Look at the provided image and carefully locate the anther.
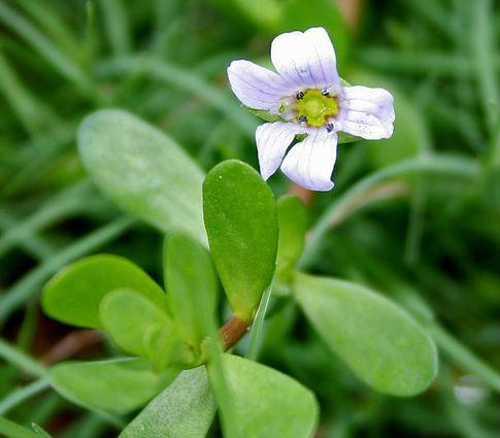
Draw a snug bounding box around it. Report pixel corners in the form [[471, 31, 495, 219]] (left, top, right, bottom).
[[296, 91, 305, 100], [326, 122, 335, 133], [298, 115, 307, 124], [321, 88, 330, 96]]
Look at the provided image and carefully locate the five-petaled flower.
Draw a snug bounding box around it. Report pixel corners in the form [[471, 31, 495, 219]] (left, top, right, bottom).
[[227, 27, 395, 191]]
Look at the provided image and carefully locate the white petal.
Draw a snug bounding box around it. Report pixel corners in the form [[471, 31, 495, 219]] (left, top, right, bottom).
[[271, 27, 340, 90], [281, 129, 338, 191], [227, 60, 292, 111], [256, 122, 304, 180], [340, 86, 395, 139]]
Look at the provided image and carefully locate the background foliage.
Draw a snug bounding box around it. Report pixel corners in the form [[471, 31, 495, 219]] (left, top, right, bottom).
[[0, 0, 499, 436]]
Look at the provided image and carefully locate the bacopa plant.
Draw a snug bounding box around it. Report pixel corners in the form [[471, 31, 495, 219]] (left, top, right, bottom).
[[40, 107, 438, 437]]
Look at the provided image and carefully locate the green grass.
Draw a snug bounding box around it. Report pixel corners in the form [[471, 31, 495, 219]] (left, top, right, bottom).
[[0, 0, 499, 436]]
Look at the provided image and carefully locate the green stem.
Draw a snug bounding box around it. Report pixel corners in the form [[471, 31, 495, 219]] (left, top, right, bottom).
[[300, 155, 480, 269], [0, 377, 50, 415], [0, 339, 46, 378], [0, 216, 135, 323]]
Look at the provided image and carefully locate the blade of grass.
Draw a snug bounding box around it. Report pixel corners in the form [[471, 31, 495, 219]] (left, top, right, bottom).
[[62, 413, 109, 438], [0, 339, 46, 378], [428, 322, 500, 393], [1, 124, 77, 197], [98, 0, 131, 56], [0, 180, 93, 259], [405, 0, 457, 41], [151, 0, 180, 53], [358, 48, 500, 77], [0, 417, 41, 438], [0, 2, 97, 99], [470, 0, 499, 161], [300, 154, 481, 269], [16, 0, 81, 61], [96, 55, 257, 137], [0, 376, 51, 415], [0, 51, 59, 135], [0, 210, 56, 260], [0, 216, 135, 323]]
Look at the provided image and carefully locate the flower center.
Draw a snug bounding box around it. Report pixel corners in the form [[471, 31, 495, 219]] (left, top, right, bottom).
[[295, 89, 339, 128]]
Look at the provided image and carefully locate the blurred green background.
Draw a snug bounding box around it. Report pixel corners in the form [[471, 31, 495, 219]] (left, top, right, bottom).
[[0, 0, 499, 436]]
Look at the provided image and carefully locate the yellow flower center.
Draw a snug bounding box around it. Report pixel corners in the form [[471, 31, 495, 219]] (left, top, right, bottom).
[[295, 89, 339, 128]]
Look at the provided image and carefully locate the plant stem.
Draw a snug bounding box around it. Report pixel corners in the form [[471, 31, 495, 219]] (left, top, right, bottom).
[[219, 316, 249, 351]]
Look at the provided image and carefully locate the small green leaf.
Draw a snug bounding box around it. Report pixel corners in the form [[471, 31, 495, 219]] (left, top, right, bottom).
[[203, 160, 278, 321], [42, 255, 167, 329], [221, 354, 318, 437], [120, 367, 216, 438], [294, 273, 438, 396], [164, 233, 218, 345], [99, 288, 171, 357], [78, 110, 206, 243], [276, 195, 308, 287], [50, 358, 174, 415]]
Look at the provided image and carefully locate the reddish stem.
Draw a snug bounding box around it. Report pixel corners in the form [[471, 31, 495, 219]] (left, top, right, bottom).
[[219, 316, 250, 350]]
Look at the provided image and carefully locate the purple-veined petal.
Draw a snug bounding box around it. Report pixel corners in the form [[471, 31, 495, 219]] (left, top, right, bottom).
[[340, 86, 395, 139], [227, 60, 292, 112], [256, 122, 304, 180], [271, 27, 340, 90], [281, 129, 338, 191]]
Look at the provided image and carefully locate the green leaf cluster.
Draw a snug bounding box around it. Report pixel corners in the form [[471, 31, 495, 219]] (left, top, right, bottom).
[[40, 111, 439, 436]]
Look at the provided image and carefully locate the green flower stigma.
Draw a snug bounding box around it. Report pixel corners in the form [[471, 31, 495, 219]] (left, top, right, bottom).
[[295, 89, 339, 128]]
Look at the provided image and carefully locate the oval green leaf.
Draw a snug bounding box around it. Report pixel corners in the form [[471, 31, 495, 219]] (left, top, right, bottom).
[[42, 254, 167, 329], [221, 354, 318, 437], [99, 288, 171, 357], [78, 109, 206, 243], [164, 233, 218, 345], [50, 358, 175, 415], [293, 273, 438, 396], [276, 195, 308, 287], [120, 366, 216, 438], [203, 160, 278, 321]]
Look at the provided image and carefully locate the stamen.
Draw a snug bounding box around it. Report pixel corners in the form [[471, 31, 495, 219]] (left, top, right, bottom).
[[326, 122, 335, 133], [321, 88, 330, 96], [294, 89, 340, 128]]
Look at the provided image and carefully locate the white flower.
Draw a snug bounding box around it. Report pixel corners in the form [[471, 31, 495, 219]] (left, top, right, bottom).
[[227, 27, 395, 191]]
